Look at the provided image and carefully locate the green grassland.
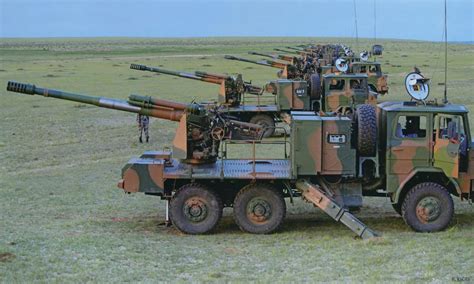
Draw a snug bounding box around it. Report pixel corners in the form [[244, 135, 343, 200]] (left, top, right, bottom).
[[0, 37, 473, 282]]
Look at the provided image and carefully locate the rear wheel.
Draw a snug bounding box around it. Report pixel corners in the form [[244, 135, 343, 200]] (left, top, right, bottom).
[[169, 183, 223, 234], [233, 183, 286, 234], [401, 182, 454, 232], [250, 114, 275, 138]]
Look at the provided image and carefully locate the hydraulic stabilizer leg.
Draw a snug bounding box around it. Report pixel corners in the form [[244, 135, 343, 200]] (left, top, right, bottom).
[[295, 180, 378, 239]]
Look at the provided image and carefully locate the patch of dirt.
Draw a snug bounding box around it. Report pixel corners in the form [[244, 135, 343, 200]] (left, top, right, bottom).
[[111, 217, 130, 222], [0, 253, 16, 262]]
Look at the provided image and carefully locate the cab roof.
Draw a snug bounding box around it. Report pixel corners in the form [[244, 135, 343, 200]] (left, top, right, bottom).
[[378, 101, 469, 114]]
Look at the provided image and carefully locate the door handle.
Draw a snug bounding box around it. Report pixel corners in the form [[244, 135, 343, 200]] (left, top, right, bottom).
[[392, 148, 404, 152]]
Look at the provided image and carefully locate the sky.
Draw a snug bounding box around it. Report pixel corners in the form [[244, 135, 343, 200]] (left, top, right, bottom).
[[0, 0, 472, 41]]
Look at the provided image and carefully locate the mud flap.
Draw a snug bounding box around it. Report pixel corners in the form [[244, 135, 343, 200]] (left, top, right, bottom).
[[295, 179, 378, 239]]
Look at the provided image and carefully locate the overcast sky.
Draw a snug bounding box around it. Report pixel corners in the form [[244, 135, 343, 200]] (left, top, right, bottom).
[[0, 0, 472, 41]]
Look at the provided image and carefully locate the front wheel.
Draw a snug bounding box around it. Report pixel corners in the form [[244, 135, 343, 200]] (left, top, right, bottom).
[[233, 183, 286, 234], [401, 182, 454, 232], [169, 183, 223, 234]]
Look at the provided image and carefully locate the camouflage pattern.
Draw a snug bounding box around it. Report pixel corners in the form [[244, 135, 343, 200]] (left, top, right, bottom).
[[320, 74, 376, 113], [291, 114, 356, 176], [264, 80, 309, 110], [378, 101, 472, 203]]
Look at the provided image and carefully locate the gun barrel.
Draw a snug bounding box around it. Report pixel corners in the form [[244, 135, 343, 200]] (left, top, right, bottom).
[[248, 51, 277, 59], [274, 48, 301, 55], [285, 46, 304, 51], [128, 94, 187, 110], [131, 64, 229, 85], [6, 81, 183, 121], [224, 55, 286, 69]]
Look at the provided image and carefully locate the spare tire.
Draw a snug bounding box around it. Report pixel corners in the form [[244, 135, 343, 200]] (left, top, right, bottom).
[[353, 104, 377, 157], [310, 73, 321, 99]]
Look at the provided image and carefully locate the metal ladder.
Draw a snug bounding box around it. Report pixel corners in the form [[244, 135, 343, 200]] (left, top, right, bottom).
[[295, 180, 378, 240]]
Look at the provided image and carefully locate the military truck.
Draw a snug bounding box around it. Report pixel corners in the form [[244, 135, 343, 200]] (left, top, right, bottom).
[[7, 73, 472, 239]]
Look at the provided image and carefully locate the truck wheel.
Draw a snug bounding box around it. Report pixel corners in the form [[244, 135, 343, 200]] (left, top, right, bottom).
[[310, 73, 321, 99], [233, 184, 286, 234], [169, 183, 223, 234], [250, 114, 275, 138], [401, 182, 454, 232], [353, 104, 377, 157]]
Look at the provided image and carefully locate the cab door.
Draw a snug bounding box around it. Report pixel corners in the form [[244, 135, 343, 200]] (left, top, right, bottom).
[[433, 114, 463, 178], [325, 78, 349, 111], [389, 113, 432, 175]]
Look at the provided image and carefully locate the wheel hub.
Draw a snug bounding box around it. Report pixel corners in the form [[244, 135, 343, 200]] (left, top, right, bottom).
[[183, 197, 208, 222], [247, 198, 272, 224], [416, 196, 441, 223]]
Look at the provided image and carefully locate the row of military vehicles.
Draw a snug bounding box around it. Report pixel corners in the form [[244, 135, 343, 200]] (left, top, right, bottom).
[[6, 42, 473, 239]]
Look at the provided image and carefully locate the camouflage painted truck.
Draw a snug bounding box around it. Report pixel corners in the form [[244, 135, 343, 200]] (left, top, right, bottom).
[[6, 80, 377, 239], [7, 75, 473, 238], [223, 56, 378, 113]]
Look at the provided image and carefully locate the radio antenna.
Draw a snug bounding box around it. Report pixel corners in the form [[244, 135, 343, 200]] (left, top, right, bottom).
[[373, 0, 377, 43], [353, 0, 359, 51], [443, 0, 448, 103]]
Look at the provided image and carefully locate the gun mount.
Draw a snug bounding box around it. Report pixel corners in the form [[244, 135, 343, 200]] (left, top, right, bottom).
[[7, 81, 262, 164], [130, 64, 262, 107]]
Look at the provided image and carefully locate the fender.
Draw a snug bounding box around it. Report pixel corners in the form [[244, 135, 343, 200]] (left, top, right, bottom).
[[393, 167, 461, 203]]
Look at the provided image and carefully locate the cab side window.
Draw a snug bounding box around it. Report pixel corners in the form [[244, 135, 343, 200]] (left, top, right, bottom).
[[395, 115, 427, 138], [438, 116, 465, 139], [360, 65, 367, 73], [329, 79, 345, 90], [438, 115, 467, 155], [350, 79, 362, 89]]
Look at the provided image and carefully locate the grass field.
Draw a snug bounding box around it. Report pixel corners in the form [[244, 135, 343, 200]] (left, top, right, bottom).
[[1, 37, 473, 282]]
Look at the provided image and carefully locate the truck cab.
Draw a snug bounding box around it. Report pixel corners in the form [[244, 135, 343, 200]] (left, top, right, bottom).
[[378, 101, 474, 230], [350, 62, 389, 94], [318, 74, 377, 114]]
